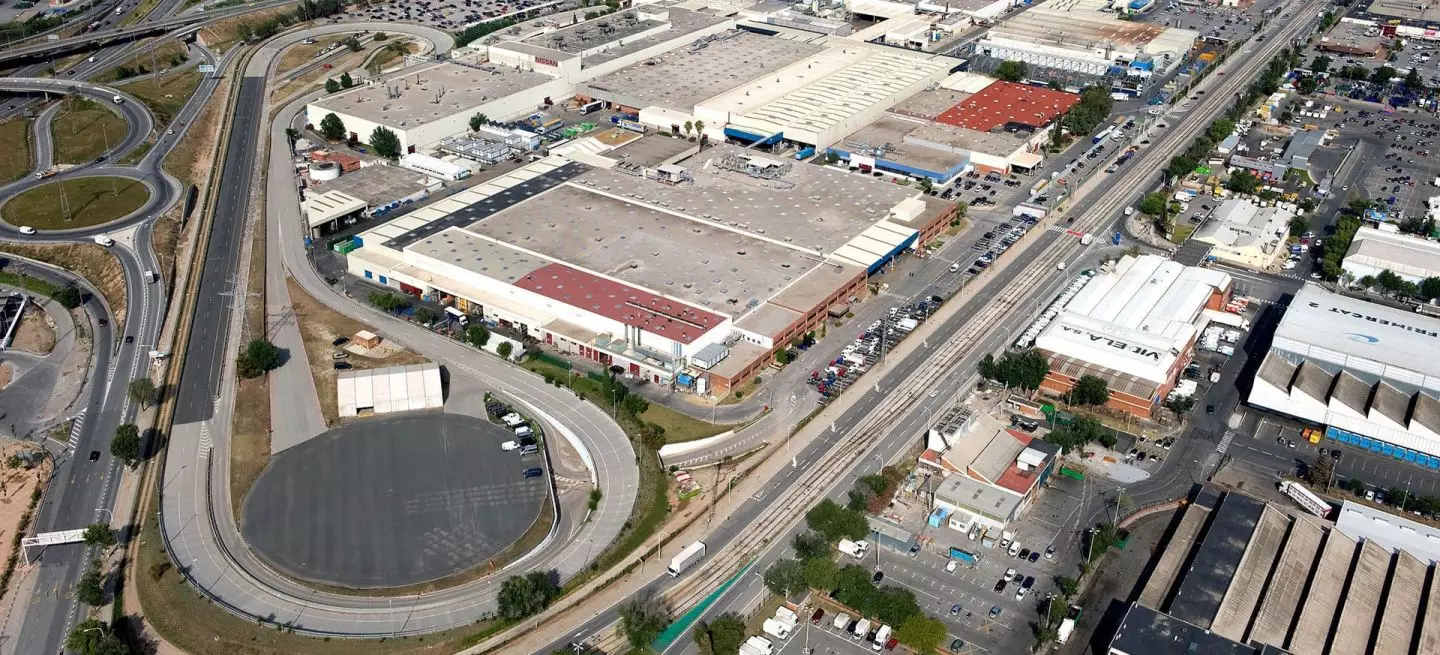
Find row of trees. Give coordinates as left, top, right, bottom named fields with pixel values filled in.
left=977, top=349, right=1049, bottom=391
left=1354, top=269, right=1440, bottom=302
left=316, top=112, right=403, bottom=159
left=323, top=72, right=356, bottom=94
left=1319, top=212, right=1363, bottom=280
left=1042, top=414, right=1117, bottom=454
left=496, top=569, right=561, bottom=621
left=235, top=0, right=347, bottom=43
left=1060, top=87, right=1115, bottom=137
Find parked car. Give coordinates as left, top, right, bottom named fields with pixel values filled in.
left=523, top=467, right=544, bottom=478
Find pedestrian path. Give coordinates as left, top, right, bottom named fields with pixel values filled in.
left=1217, top=430, right=1235, bottom=456
left=66, top=410, right=86, bottom=450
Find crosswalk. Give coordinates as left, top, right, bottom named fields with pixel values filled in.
left=66, top=410, right=87, bottom=450
left=877, top=289, right=910, bottom=300
left=198, top=422, right=212, bottom=458
left=1217, top=430, right=1235, bottom=456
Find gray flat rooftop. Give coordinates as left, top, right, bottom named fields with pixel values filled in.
left=1289, top=528, right=1358, bottom=655
left=1169, top=492, right=1265, bottom=629
left=1247, top=516, right=1324, bottom=648
left=310, top=165, right=432, bottom=208
left=1212, top=506, right=1288, bottom=642
left=574, top=143, right=921, bottom=255
left=890, top=87, right=975, bottom=121
left=1356, top=0, right=1440, bottom=22
left=1109, top=604, right=1259, bottom=655
left=579, top=31, right=824, bottom=111
left=769, top=262, right=866, bottom=314
left=604, top=135, right=697, bottom=168
left=907, top=118, right=1035, bottom=158
left=522, top=7, right=729, bottom=67
left=1373, top=551, right=1426, bottom=655
left=843, top=115, right=970, bottom=175
left=408, top=228, right=549, bottom=284
left=470, top=184, right=821, bottom=314
left=734, top=303, right=801, bottom=340
left=1330, top=539, right=1390, bottom=655
left=310, top=61, right=555, bottom=128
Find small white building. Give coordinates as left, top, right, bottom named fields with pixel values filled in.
left=400, top=152, right=472, bottom=181
left=1191, top=198, right=1293, bottom=270
left=1342, top=226, right=1440, bottom=284
left=336, top=362, right=444, bottom=417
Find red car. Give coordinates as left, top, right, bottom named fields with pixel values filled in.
left=810, top=608, right=824, bottom=624
left=885, top=638, right=898, bottom=650
left=322, top=63, right=334, bottom=69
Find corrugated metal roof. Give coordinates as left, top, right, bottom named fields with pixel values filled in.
left=336, top=362, right=443, bottom=417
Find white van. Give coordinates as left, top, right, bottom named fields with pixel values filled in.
left=92, top=235, right=114, bottom=247
left=514, top=425, right=533, bottom=438
left=852, top=618, right=870, bottom=640
left=832, top=612, right=850, bottom=630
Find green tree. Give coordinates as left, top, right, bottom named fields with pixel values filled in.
left=977, top=350, right=1050, bottom=391
left=896, top=615, right=947, bottom=654
left=344, top=36, right=361, bottom=51
left=1407, top=66, right=1425, bottom=90
left=805, top=499, right=869, bottom=542
left=1165, top=394, right=1195, bottom=416
left=1225, top=170, right=1261, bottom=195
left=127, top=377, right=157, bottom=408
left=318, top=112, right=346, bottom=141
left=618, top=589, right=670, bottom=650
left=693, top=612, right=746, bottom=655
left=1289, top=215, right=1310, bottom=238
left=367, top=291, right=409, bottom=313
left=791, top=531, right=830, bottom=560
left=763, top=558, right=808, bottom=598
left=66, top=619, right=129, bottom=655
left=469, top=113, right=489, bottom=131
left=1057, top=575, right=1080, bottom=599
left=1420, top=277, right=1440, bottom=301
left=803, top=555, right=838, bottom=591
left=1371, top=66, right=1398, bottom=85
left=1308, top=453, right=1336, bottom=489
left=325, top=78, right=341, bottom=93
left=369, top=126, right=402, bottom=159
left=110, top=423, right=140, bottom=466
left=1309, top=55, right=1332, bottom=73
left=413, top=307, right=440, bottom=325
left=236, top=339, right=282, bottom=378
left=497, top=341, right=514, bottom=359
left=76, top=559, right=105, bottom=606
left=994, top=60, right=1028, bottom=82
left=82, top=523, right=116, bottom=548
left=1071, top=375, right=1110, bottom=406
left=339, top=71, right=354, bottom=88
left=1139, top=191, right=1168, bottom=216
left=373, top=31, right=388, bottom=40
left=53, top=285, right=82, bottom=309
left=496, top=569, right=560, bottom=621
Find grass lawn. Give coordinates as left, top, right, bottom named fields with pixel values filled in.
left=2, top=177, right=149, bottom=229
left=363, top=40, right=415, bottom=75
left=97, top=39, right=190, bottom=82
left=270, top=48, right=370, bottom=102
left=0, top=118, right=32, bottom=183
left=51, top=98, right=128, bottom=164
left=1169, top=223, right=1197, bottom=244
left=639, top=402, right=736, bottom=443
left=277, top=35, right=346, bottom=73
left=117, top=71, right=204, bottom=125
left=230, top=208, right=270, bottom=518
left=196, top=6, right=292, bottom=54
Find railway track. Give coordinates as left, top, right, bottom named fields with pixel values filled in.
left=580, top=4, right=1326, bottom=650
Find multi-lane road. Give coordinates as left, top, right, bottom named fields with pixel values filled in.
left=0, top=10, right=232, bottom=655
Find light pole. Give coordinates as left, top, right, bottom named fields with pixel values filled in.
left=94, top=507, right=112, bottom=523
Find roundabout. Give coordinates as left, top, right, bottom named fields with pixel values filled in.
left=1, top=176, right=151, bottom=230
left=239, top=413, right=549, bottom=590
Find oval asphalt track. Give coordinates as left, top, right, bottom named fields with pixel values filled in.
left=239, top=413, right=547, bottom=589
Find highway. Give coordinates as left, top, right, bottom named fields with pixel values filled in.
left=507, top=1, right=1331, bottom=651
left=153, top=21, right=643, bottom=637
left=0, top=16, right=230, bottom=655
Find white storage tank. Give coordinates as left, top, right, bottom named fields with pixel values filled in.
left=310, top=161, right=341, bottom=181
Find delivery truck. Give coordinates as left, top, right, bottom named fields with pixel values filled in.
left=667, top=541, right=706, bottom=576
left=762, top=618, right=792, bottom=640
left=872, top=625, right=891, bottom=651
left=949, top=547, right=980, bottom=566
left=838, top=538, right=870, bottom=559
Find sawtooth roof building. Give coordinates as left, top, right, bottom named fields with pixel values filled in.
left=1112, top=485, right=1440, bottom=655
left=344, top=139, right=956, bottom=396
left=1033, top=255, right=1233, bottom=417
left=1249, top=283, right=1440, bottom=466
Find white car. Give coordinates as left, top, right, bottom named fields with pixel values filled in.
left=500, top=441, right=519, bottom=451
left=1282, top=260, right=1298, bottom=270
left=1003, top=568, right=1017, bottom=582
left=946, top=560, right=958, bottom=573
left=17, top=226, right=35, bottom=235
left=1014, top=586, right=1028, bottom=601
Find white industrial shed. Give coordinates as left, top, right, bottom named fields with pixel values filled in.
left=337, top=362, right=444, bottom=417
left=1249, top=284, right=1440, bottom=460
left=1342, top=226, right=1440, bottom=284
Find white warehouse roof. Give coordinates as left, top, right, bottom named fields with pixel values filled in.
left=1343, top=226, right=1440, bottom=282
left=1035, top=255, right=1231, bottom=384
left=1335, top=500, right=1440, bottom=563
left=302, top=190, right=367, bottom=229
left=1273, top=283, right=1440, bottom=390
left=337, top=362, right=443, bottom=417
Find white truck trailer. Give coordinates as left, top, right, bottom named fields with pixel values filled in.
left=667, top=541, right=707, bottom=576
left=838, top=538, right=870, bottom=559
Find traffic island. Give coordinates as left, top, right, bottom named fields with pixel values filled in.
left=50, top=98, right=128, bottom=165
left=1, top=177, right=150, bottom=230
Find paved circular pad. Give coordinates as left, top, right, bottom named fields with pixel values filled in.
left=241, top=413, right=546, bottom=588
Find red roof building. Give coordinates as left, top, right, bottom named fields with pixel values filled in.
left=514, top=263, right=724, bottom=346
left=936, top=81, right=1079, bottom=133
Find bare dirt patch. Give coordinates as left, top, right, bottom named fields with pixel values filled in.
left=284, top=277, right=426, bottom=425
left=195, top=7, right=293, bottom=54
left=229, top=205, right=269, bottom=518
left=9, top=307, right=54, bottom=355
left=0, top=363, right=11, bottom=392
left=269, top=47, right=372, bottom=103
left=0, top=442, right=51, bottom=596
left=277, top=35, right=347, bottom=74
left=0, top=244, right=126, bottom=330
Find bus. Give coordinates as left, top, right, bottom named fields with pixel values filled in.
left=579, top=100, right=604, bottom=115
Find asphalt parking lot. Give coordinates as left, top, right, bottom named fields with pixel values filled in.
left=240, top=412, right=549, bottom=588
left=1136, top=0, right=1277, bottom=44
left=343, top=0, right=570, bottom=31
